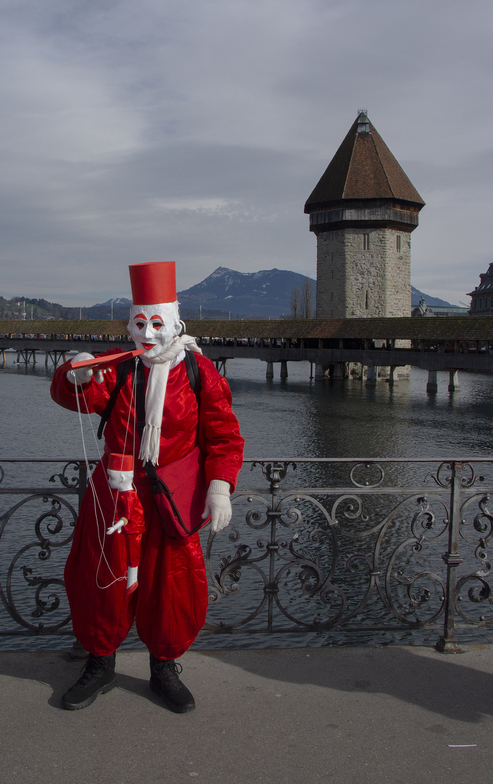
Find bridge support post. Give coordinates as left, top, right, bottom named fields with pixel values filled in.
left=448, top=369, right=460, bottom=392
left=49, top=351, right=67, bottom=369
left=266, top=361, right=274, bottom=379
left=426, top=370, right=438, bottom=394
left=332, top=363, right=344, bottom=379
left=314, top=363, right=325, bottom=381
left=365, top=366, right=376, bottom=387
left=280, top=360, right=288, bottom=379
left=215, top=358, right=227, bottom=376
left=388, top=366, right=397, bottom=387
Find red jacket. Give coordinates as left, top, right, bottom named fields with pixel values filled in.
left=51, top=350, right=244, bottom=488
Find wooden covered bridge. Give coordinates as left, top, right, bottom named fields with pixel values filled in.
left=2, top=316, right=493, bottom=392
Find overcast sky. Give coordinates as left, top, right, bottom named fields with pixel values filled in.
left=1, top=0, right=492, bottom=307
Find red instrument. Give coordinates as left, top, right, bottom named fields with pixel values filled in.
left=70, top=348, right=145, bottom=369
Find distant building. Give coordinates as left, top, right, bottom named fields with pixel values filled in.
left=412, top=296, right=469, bottom=317
left=411, top=296, right=434, bottom=317
left=428, top=306, right=469, bottom=317
left=468, top=263, right=493, bottom=315
left=305, top=110, right=425, bottom=319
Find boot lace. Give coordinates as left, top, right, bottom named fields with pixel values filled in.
left=75, top=656, right=108, bottom=688
left=152, top=660, right=184, bottom=691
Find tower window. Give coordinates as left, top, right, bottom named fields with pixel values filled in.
left=396, top=235, right=401, bottom=252
left=363, top=234, right=370, bottom=250
left=365, top=290, right=369, bottom=309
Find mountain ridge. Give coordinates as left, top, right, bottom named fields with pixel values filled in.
left=176, top=267, right=315, bottom=318
left=0, top=268, right=458, bottom=320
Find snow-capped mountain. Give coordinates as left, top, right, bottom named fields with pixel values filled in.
left=177, top=267, right=316, bottom=318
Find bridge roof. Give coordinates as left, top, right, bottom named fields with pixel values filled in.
left=304, top=111, right=424, bottom=213
left=0, top=320, right=130, bottom=335
left=1, top=317, right=492, bottom=342
left=187, top=317, right=493, bottom=341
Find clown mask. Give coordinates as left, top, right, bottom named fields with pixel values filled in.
left=127, top=302, right=181, bottom=362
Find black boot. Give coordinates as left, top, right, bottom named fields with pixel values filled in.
left=62, top=652, right=116, bottom=710
left=149, top=654, right=195, bottom=713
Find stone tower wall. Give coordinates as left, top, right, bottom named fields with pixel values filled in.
left=316, top=226, right=411, bottom=318
left=383, top=228, right=411, bottom=317
left=315, top=230, right=346, bottom=319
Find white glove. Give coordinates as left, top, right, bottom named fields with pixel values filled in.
left=66, top=352, right=104, bottom=385
left=202, top=480, right=232, bottom=533
left=107, top=518, right=126, bottom=535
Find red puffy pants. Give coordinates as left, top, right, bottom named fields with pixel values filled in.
left=64, top=459, right=209, bottom=659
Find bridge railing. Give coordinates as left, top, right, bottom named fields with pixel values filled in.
left=1, top=457, right=493, bottom=650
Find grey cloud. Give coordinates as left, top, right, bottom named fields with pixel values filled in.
left=0, top=0, right=492, bottom=306
left=0, top=141, right=317, bottom=303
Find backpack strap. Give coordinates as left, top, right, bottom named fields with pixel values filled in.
left=184, top=349, right=201, bottom=407
left=97, top=357, right=134, bottom=440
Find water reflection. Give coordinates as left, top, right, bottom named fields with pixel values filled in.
left=224, top=360, right=493, bottom=461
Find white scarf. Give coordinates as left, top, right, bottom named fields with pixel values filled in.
left=138, top=334, right=202, bottom=465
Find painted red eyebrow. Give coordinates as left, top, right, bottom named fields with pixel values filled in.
left=150, top=315, right=164, bottom=322
left=134, top=313, right=147, bottom=320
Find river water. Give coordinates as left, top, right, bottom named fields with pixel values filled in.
left=2, top=352, right=493, bottom=461
left=1, top=352, right=493, bottom=649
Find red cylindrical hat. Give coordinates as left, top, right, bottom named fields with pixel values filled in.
left=108, top=453, right=133, bottom=472
left=129, top=261, right=176, bottom=305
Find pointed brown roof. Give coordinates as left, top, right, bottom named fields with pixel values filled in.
left=305, top=112, right=424, bottom=213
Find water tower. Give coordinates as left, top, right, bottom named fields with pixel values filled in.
left=305, top=111, right=425, bottom=319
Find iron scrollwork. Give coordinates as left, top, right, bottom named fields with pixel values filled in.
left=426, top=461, right=484, bottom=489
left=0, top=461, right=84, bottom=635
left=49, top=460, right=97, bottom=489
left=202, top=459, right=493, bottom=644
left=452, top=492, right=493, bottom=626
left=2, top=458, right=493, bottom=646
left=0, top=494, right=76, bottom=632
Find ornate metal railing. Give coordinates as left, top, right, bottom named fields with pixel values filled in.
left=0, top=460, right=96, bottom=639
left=1, top=457, right=493, bottom=650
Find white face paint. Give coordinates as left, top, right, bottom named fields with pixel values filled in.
left=107, top=469, right=134, bottom=493
left=127, top=302, right=180, bottom=361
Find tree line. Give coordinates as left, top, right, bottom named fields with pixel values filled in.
left=290, top=277, right=314, bottom=319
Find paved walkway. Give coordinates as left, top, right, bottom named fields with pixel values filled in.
left=1, top=644, right=493, bottom=784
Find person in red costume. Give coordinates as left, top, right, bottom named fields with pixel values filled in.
left=51, top=261, right=244, bottom=712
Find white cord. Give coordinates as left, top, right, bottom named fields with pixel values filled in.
left=72, top=373, right=127, bottom=590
